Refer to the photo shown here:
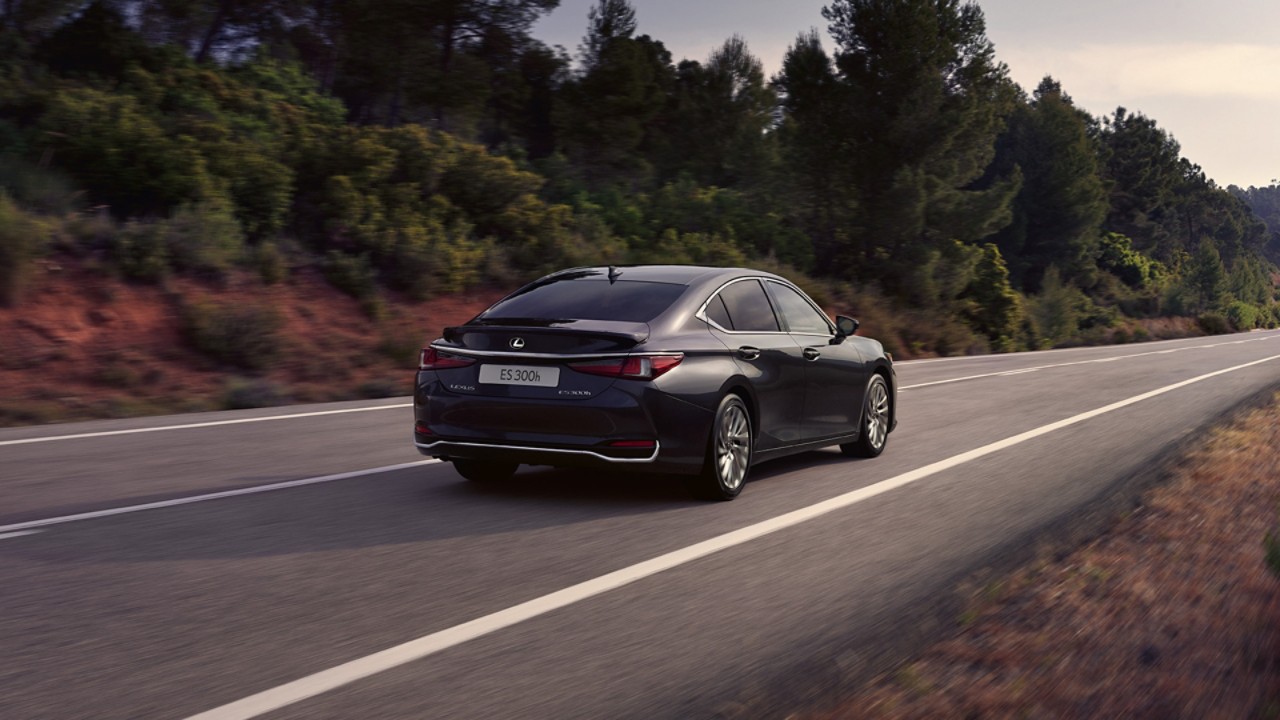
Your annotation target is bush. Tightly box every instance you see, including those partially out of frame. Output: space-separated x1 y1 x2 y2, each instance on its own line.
113 220 169 283
1197 312 1231 335
1224 301 1260 331
1027 267 1084 346
321 250 377 300
252 241 287 285
0 191 43 306
0 155 82 215
183 300 282 370
163 198 245 278
222 377 288 409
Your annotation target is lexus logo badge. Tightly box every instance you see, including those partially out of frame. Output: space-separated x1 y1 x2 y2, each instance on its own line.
510 337 526 350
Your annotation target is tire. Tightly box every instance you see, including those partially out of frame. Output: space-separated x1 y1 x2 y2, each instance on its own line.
687 394 752 501
453 459 519 483
841 374 890 458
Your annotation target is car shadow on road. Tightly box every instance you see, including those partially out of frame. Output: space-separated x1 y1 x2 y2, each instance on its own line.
0 449 880 565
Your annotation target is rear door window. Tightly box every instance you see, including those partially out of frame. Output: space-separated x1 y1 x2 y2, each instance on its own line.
704 294 734 330
715 279 780 332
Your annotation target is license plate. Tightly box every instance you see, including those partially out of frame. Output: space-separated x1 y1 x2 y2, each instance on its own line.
478 364 560 388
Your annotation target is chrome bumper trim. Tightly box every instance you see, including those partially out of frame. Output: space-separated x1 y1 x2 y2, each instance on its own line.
415 440 661 464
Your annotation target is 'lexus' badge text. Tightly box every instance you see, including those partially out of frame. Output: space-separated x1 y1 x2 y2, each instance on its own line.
510 337 526 349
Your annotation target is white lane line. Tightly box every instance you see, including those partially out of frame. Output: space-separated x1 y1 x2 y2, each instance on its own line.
893 330 1280 365
184 353 1280 720
0 403 413 447
0 530 41 541
0 460 440 535
901 335 1280 390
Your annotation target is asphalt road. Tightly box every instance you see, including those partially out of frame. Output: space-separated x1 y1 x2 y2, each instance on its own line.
3 330 1280 719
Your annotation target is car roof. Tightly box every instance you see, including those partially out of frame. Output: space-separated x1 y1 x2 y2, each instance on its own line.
551 265 782 286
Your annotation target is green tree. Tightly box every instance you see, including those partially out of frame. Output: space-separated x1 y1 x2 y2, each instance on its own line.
780 0 1020 296
775 30 849 269
1185 240 1229 313
991 77 1106 291
557 1 673 184
962 243 1023 350
655 36 777 189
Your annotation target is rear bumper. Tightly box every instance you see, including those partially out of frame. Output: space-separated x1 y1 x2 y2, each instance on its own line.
413 373 712 474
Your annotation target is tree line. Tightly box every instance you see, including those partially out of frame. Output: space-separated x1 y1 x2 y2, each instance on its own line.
1 0 1277 353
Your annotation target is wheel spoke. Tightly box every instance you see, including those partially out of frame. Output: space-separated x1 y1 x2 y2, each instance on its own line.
715 404 750 490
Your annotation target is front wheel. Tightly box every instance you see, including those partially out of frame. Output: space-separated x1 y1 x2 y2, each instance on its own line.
453 459 519 483
841 374 890 458
687 394 752 501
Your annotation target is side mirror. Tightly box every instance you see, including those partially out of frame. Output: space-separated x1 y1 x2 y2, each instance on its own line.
835 315 859 338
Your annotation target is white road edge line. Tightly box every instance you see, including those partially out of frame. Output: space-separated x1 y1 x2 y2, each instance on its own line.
0 530 41 541
0 460 440 535
0 403 413 447
184 353 1280 720
893 329 1280 365
900 334 1280 391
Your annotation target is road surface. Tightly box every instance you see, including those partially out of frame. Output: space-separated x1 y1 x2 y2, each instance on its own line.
2 330 1279 719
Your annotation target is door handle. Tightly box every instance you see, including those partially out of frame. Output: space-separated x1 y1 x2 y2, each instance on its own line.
803 347 821 361
737 346 761 360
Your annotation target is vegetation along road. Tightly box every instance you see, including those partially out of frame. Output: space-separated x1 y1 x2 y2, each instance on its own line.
2 330 1278 718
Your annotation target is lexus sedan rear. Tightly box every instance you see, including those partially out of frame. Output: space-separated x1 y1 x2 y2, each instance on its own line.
413 265 896 500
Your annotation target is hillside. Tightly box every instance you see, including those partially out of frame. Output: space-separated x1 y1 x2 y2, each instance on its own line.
0 258 501 426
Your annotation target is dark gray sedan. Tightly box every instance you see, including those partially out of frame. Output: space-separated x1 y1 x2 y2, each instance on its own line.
413 265 896 500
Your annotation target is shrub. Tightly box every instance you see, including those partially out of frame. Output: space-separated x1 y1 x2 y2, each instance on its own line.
183 300 282 370
0 155 82 215
222 377 288 409
1224 301 1260 331
321 250 377 300
112 220 169 283
1027 267 1084 346
962 244 1024 352
0 191 43 306
163 198 245 278
1197 312 1231 335
252 241 287 285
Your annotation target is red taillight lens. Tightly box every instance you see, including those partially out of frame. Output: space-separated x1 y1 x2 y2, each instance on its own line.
419 347 475 371
570 354 683 380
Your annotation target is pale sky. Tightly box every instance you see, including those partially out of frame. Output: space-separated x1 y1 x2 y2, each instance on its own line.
533 0 1280 189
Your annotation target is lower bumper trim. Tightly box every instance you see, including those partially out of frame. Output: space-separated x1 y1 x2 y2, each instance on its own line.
415 439 661 464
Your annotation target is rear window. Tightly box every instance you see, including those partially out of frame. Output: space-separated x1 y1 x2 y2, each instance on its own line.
481 276 686 323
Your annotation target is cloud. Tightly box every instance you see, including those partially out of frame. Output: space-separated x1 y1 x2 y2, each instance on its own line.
1003 43 1280 101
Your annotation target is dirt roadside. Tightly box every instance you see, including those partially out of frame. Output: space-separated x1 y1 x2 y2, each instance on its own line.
804 391 1280 719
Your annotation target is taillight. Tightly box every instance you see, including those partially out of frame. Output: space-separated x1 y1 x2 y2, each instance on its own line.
419 347 476 371
570 354 683 380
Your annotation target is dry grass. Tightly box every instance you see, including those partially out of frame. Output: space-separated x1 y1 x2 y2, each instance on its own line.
814 393 1280 719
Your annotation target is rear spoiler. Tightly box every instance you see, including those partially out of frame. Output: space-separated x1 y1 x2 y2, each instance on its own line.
442 319 650 345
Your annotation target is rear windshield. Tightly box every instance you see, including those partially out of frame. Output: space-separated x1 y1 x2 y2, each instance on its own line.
481 275 686 324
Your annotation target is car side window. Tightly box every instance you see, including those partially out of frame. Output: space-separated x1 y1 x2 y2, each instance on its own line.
767 282 832 335
704 293 734 330
716 279 780 332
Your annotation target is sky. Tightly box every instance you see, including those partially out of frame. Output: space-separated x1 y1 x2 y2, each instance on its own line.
533 0 1280 189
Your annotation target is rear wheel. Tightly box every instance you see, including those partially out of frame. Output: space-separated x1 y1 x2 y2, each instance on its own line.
453 459 519 483
688 394 752 501
841 374 890 458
